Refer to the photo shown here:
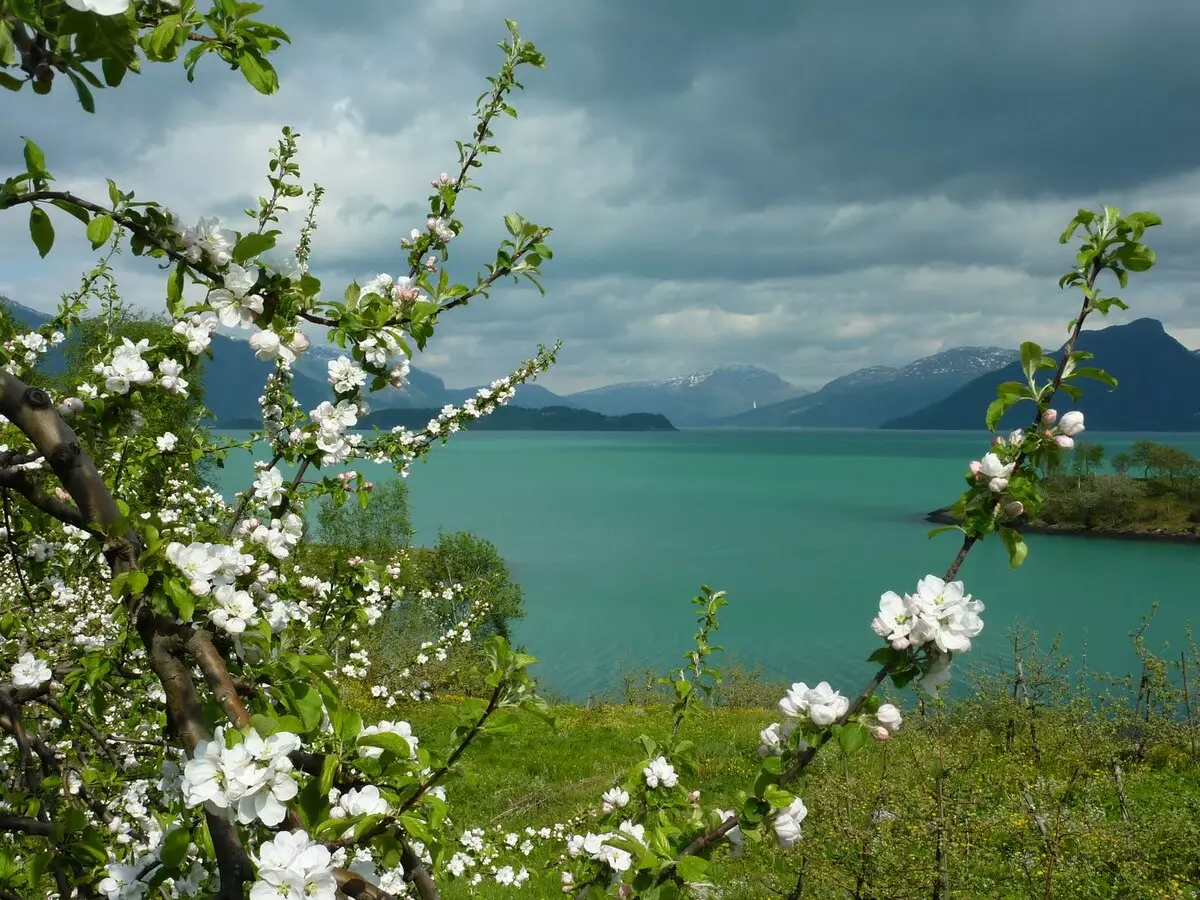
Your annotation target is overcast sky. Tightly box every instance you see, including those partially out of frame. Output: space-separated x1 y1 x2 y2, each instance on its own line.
4 0 1200 392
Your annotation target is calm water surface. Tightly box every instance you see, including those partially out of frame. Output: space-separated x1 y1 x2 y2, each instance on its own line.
214 430 1200 700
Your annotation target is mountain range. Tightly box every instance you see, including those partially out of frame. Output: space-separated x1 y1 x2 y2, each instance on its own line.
714 347 1019 429
4 298 1198 431
564 365 806 425
884 317 1200 432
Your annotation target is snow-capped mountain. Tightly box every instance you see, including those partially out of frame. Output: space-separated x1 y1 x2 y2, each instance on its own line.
717 346 1019 429
564 365 807 425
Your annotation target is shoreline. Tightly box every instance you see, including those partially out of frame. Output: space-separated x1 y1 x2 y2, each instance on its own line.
923 506 1200 545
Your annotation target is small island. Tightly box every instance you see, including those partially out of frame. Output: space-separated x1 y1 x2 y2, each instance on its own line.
927 439 1200 544
356 404 677 433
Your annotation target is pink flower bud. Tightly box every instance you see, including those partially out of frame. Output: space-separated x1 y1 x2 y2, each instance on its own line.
872 726 891 741
1041 409 1058 425
969 460 982 476
991 436 1004 447
363 482 374 491
55 488 70 501
1055 434 1075 449
687 790 701 804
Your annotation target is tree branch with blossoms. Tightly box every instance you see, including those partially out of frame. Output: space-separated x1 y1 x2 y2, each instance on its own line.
0 10 566 899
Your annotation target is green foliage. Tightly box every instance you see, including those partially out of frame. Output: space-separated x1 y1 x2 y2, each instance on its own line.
0 0 290 109
408 530 525 640
315 478 414 559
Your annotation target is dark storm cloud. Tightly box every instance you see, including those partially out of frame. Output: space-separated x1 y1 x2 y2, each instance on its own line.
3 0 1200 392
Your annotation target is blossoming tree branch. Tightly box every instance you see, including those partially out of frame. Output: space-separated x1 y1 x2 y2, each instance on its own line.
0 1 1163 898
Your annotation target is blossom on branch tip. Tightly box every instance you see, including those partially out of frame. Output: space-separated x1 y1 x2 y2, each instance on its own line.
1058 410 1085 437
643 756 677 789
772 797 808 849
875 703 902 735
779 681 849 727
156 432 178 452
601 787 629 813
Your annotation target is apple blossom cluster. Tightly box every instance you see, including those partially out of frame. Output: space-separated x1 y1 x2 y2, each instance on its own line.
566 821 649 875
180 726 301 827
970 410 1086 493
872 574 985 657
164 540 256 598
1041 408 1086 449
170 214 235 269
1 327 64 375
172 312 219 356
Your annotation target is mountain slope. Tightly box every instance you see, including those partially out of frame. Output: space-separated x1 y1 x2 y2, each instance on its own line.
717 347 1018 428
883 318 1200 432
565 365 804 425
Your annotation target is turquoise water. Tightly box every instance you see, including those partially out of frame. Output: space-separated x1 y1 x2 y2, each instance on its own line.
213 430 1200 700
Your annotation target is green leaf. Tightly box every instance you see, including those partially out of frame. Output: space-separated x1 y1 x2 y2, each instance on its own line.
676 856 709 883
166 262 186 318
1116 241 1156 272
86 213 114 248
49 199 90 225
29 207 54 258
159 824 190 870
837 722 870 755
1019 341 1042 382
22 137 46 174
148 16 182 58
927 524 963 539
232 231 276 264
237 50 279 94
288 683 324 732
101 55 127 88
1072 367 1118 389
0 72 24 91
66 70 96 113
985 396 1014 432
358 732 412 759
999 526 1028 569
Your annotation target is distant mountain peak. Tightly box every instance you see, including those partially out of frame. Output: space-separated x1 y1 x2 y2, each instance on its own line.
563 365 803 424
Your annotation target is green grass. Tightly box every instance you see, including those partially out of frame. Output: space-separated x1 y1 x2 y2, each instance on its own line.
353 689 1200 899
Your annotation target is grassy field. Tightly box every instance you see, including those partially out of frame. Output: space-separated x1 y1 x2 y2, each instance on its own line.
353 677 1200 899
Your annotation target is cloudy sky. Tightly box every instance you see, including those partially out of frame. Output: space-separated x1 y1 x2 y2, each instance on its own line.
4 0 1200 393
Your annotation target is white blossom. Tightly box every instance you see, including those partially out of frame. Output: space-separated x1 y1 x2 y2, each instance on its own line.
208 264 264 328
11 652 53 688
643 756 677 789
